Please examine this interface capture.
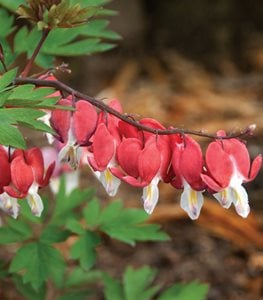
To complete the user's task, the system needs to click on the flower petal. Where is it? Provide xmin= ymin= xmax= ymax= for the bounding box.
xmin=27 ymin=184 xmax=44 ymax=217
xmin=231 ymin=185 xmax=250 ymax=218
xmin=93 ymin=123 xmax=115 ymax=171
xmin=117 ymin=138 xmax=142 ymax=178
xmin=248 ymin=154 xmax=262 ymax=181
xmin=180 ymin=184 xmax=204 ymax=220
xmin=50 ymin=98 xmax=72 ymax=143
xmin=0 ymin=193 xmax=20 ymax=219
xmin=205 ymin=141 xmax=233 ymax=188
xmin=138 ymin=138 xmax=161 ymax=183
xmin=213 ymin=188 xmax=233 ymax=209
xmin=99 ymin=169 xmax=121 ymax=197
xmin=73 ymin=100 xmax=98 ymax=145
xmin=10 ymin=156 xmax=34 ymax=195
xmin=142 ymin=178 xmax=159 ymax=214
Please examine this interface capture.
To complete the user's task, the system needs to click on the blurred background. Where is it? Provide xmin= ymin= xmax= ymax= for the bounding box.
xmin=61 ymin=1 xmax=263 ymax=299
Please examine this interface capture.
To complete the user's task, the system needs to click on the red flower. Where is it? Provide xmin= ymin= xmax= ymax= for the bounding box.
xmin=87 ymin=99 xmax=122 ymax=196
xmin=171 ymin=135 xmax=205 ymax=220
xmin=51 ymin=97 xmax=98 ymax=169
xmin=201 ymin=131 xmax=262 ymax=218
xmin=4 ymin=148 xmax=55 ymax=217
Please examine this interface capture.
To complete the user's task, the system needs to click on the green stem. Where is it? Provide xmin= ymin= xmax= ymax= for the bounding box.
xmin=20 ymin=28 xmax=50 ymax=78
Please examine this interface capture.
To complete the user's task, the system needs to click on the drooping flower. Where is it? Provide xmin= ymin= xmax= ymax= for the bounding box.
xmin=51 ymin=97 xmax=98 ymax=169
xmin=111 ymin=118 xmax=171 ymax=214
xmin=4 ymin=148 xmax=55 ymax=217
xmin=0 ymin=146 xmax=19 ymax=218
xmin=87 ymin=99 xmax=122 ymax=196
xmin=201 ymin=131 xmax=262 ymax=218
xmin=41 ymin=145 xmax=80 ymax=195
xmin=171 ymin=135 xmax=206 ymax=220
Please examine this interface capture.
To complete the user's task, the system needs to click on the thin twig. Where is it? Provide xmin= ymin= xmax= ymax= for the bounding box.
xmin=14 ymin=77 xmax=256 ymax=139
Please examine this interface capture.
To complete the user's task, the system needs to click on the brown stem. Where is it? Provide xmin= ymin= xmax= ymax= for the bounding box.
xmin=20 ymin=28 xmax=50 ymax=78
xmin=14 ymin=77 xmax=256 ymax=140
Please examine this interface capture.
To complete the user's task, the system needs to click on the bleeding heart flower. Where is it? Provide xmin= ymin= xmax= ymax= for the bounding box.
xmin=171 ymin=135 xmax=206 ymax=220
xmin=41 ymin=146 xmax=80 ymax=195
xmin=201 ymin=131 xmax=262 ymax=218
xmin=4 ymin=148 xmax=55 ymax=217
xmin=87 ymin=100 xmax=122 ymax=197
xmin=51 ymin=97 xmax=98 ymax=169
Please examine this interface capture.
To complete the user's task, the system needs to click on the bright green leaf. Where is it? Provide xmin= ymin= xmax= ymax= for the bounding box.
xmin=0 ymin=68 xmax=17 ymax=91
xmin=99 ymin=202 xmax=169 ymax=246
xmin=0 ymin=8 xmax=15 ymax=37
xmin=83 ymin=198 xmax=101 ymax=228
xmin=124 ymin=266 xmax=159 ymax=300
xmin=0 ymin=0 xmax=26 ymax=12
xmin=65 ymin=268 xmax=103 ymax=287
xmin=103 ymin=273 xmax=124 ymax=300
xmin=40 ymin=225 xmax=71 ymax=243
xmin=9 ymin=242 xmax=65 ymax=290
xmin=0 ymin=123 xmax=26 ymax=148
xmin=70 ymin=230 xmax=101 ymax=270
xmin=158 ymin=281 xmax=209 ymax=300
xmin=66 ymin=218 xmax=85 ymax=235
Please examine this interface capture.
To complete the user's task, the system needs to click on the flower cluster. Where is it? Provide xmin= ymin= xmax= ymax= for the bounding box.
xmin=0 ymin=147 xmax=55 ymax=218
xmin=47 ymin=98 xmax=262 ymax=220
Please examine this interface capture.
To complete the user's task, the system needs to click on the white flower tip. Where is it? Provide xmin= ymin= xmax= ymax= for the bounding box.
xmin=142 ymin=183 xmax=159 ymax=215
xmin=236 ymin=205 xmax=250 ymax=218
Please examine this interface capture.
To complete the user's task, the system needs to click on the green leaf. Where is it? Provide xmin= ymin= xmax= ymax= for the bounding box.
xmin=0 ymin=8 xmax=15 ymax=37
xmin=58 ymin=290 xmax=92 ymax=300
xmin=66 ymin=218 xmax=85 ymax=235
xmin=0 ymin=68 xmax=17 ymax=91
xmin=0 ymin=122 xmax=26 ymax=148
xmin=70 ymin=230 xmax=101 ymax=269
xmin=13 ymin=275 xmax=46 ymax=300
xmin=52 ymin=177 xmax=95 ymax=224
xmin=9 ymin=242 xmax=66 ymax=290
xmin=65 ymin=268 xmax=103 ymax=287
xmin=99 ymin=201 xmax=169 ymax=246
xmin=123 ymin=266 xmax=159 ymax=300
xmin=158 ymin=281 xmax=209 ymax=300
xmin=83 ymin=198 xmax=101 ymax=228
xmin=0 ymin=0 xmax=26 ymax=12
xmin=103 ymin=273 xmax=124 ymax=300
xmin=40 ymin=225 xmax=71 ymax=243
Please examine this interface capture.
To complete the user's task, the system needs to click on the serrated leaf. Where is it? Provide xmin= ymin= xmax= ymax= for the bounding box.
xmin=103 ymin=273 xmax=124 ymax=300
xmin=52 ymin=177 xmax=95 ymax=224
xmin=66 ymin=218 xmax=85 ymax=235
xmin=43 ymin=38 xmax=115 ymax=56
xmin=40 ymin=225 xmax=71 ymax=243
xmin=65 ymin=268 xmax=103 ymax=287
xmin=99 ymin=202 xmax=169 ymax=246
xmin=0 ymin=0 xmax=26 ymax=12
xmin=0 ymin=8 xmax=15 ymax=37
xmin=124 ymin=266 xmax=159 ymax=300
xmin=158 ymin=281 xmax=209 ymax=300
xmin=0 ymin=123 xmax=26 ymax=148
xmin=13 ymin=275 xmax=46 ymax=300
xmin=83 ymin=198 xmax=101 ymax=228
xmin=78 ymin=20 xmax=121 ymax=39
xmin=58 ymin=290 xmax=92 ymax=300
xmin=9 ymin=242 xmax=65 ymax=290
xmin=70 ymin=230 xmax=101 ymax=270
xmin=0 ymin=68 xmax=17 ymax=91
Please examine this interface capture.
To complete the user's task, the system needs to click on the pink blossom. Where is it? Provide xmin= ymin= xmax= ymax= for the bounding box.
xmin=202 ymin=131 xmax=262 ymax=218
